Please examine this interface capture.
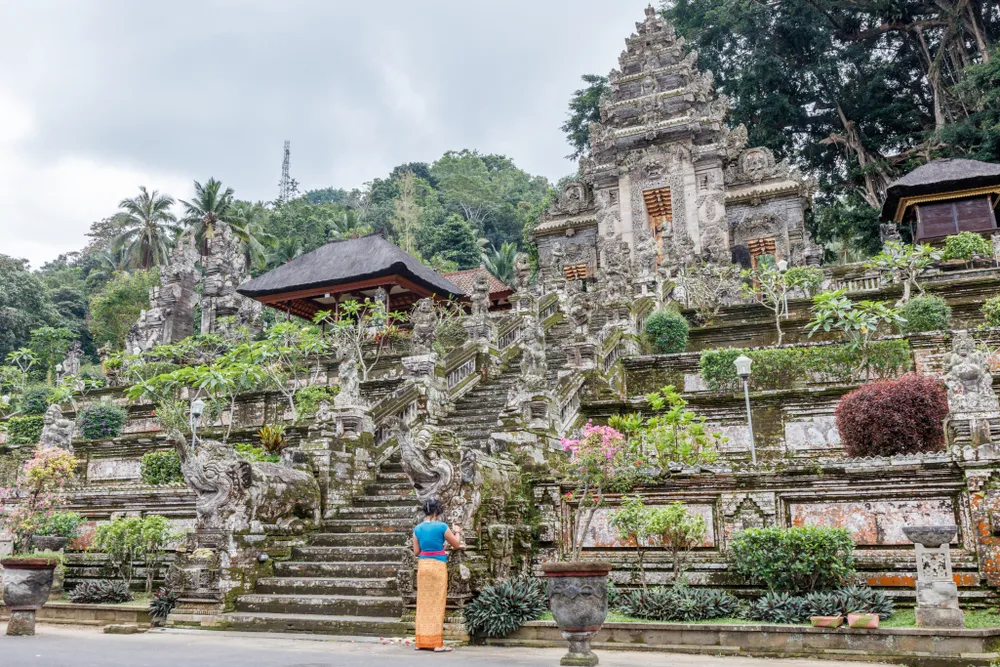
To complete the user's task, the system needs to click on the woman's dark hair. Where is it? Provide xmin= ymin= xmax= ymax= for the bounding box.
xmin=423 ymin=498 xmax=443 ymax=518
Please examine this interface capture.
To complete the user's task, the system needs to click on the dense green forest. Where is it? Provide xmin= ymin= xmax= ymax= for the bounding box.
xmin=0 ymin=150 xmax=554 ymax=364
xmin=563 ymin=0 xmax=999 ymax=258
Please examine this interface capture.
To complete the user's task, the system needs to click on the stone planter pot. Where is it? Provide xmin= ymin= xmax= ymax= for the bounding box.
xmin=902 ymin=525 xmax=957 ymax=548
xmin=810 ymin=615 xmax=843 ymax=628
xmin=30 ymin=536 xmax=69 ymax=552
xmin=541 ymin=562 xmax=611 ymax=667
xmin=1 ymin=558 xmax=58 ymax=636
xmin=847 ymin=613 xmax=880 ymax=629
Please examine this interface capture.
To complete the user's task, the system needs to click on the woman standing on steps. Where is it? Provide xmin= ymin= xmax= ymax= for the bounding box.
xmin=413 ymin=498 xmax=464 ymax=652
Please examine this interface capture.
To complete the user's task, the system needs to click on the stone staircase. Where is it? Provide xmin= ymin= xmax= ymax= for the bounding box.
xmin=221 ymin=456 xmax=418 ymax=637
xmin=446 ymin=354 xmax=522 ymax=451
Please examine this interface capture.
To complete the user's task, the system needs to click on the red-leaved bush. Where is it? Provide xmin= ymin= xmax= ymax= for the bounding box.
xmin=835 ymin=373 xmax=949 ymax=458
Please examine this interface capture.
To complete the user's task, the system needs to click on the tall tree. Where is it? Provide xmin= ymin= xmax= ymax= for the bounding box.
xmin=88 ymin=270 xmax=158 ymax=351
xmin=425 ymin=214 xmax=481 ymax=270
xmin=391 ymin=170 xmax=421 ymax=255
xmin=180 ymin=178 xmax=235 ymax=245
xmin=561 ymin=74 xmax=610 ymax=160
xmin=111 ymin=186 xmax=180 ymax=270
xmin=0 ymin=255 xmax=59 ymax=360
xmin=228 ymin=201 xmax=273 ymax=271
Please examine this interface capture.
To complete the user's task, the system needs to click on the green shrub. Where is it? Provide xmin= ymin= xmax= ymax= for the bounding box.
xmin=140 ymin=450 xmax=184 ymax=485
xmin=699 ymin=340 xmax=912 ymax=393
xmin=897 ymin=295 xmax=951 ymax=333
xmin=257 ymin=425 xmax=288 ymax=454
xmin=644 ymin=310 xmax=690 ymax=354
xmin=233 ymin=443 xmax=280 ymax=463
xmin=35 ymin=511 xmax=84 ymax=538
xmin=729 ymin=526 xmax=855 ymax=594
xmin=69 ymin=579 xmax=134 ymax=604
xmin=20 ymin=386 xmax=53 ymax=415
xmin=463 ymin=577 xmax=548 ymax=638
xmin=983 ymin=295 xmax=1000 ymax=326
xmin=77 ymin=403 xmax=129 ymax=440
xmin=6 ymin=415 xmax=45 ymax=445
xmin=293 ymin=385 xmax=339 ymax=421
xmin=942 ymin=231 xmax=991 ymax=262
xmin=616 ymin=586 xmax=738 ymax=621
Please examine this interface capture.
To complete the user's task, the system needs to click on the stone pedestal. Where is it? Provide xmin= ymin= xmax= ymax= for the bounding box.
xmin=6 ymin=610 xmax=36 ymax=636
xmin=560 ymin=630 xmax=599 ymax=666
xmin=904 ymin=525 xmax=964 ymax=628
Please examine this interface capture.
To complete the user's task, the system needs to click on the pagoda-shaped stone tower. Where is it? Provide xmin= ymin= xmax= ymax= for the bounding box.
xmin=534 ymin=6 xmax=820 ymax=286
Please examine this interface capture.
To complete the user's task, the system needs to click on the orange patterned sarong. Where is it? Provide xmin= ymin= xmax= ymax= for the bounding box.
xmin=415 ymin=558 xmax=447 ymax=649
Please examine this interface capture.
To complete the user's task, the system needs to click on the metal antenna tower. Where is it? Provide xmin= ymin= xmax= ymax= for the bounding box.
xmin=278 ymin=140 xmax=291 ymax=202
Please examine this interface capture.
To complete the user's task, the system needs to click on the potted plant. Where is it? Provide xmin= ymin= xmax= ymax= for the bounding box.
xmin=148 ymin=587 xmax=181 ymax=628
xmin=32 ymin=511 xmax=84 ymax=552
xmin=1 ymin=552 xmax=62 ymax=636
xmin=543 ymin=423 xmax=633 ymax=667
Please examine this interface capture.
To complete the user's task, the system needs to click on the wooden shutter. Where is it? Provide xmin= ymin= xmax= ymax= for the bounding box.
xmin=747 ymin=237 xmax=776 ymax=268
xmin=643 ymin=187 xmax=672 ymax=264
xmin=564 ymin=264 xmax=589 ymax=280
xmin=955 ymin=197 xmax=997 ymax=233
xmin=916 ymin=202 xmax=958 ymax=241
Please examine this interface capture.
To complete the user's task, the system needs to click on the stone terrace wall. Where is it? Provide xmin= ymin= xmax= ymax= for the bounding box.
xmin=539 ymin=454 xmax=1000 ymax=606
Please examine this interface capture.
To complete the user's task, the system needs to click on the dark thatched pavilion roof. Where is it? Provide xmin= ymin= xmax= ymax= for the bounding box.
xmin=882 ymin=158 xmax=1000 ymax=222
xmin=237 ymin=235 xmax=465 ymax=300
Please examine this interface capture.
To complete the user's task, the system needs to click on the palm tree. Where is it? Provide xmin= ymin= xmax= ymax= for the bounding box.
xmin=229 ymin=201 xmax=274 ymax=270
xmin=180 ymin=178 xmax=235 ymax=246
xmin=482 ymin=241 xmax=518 ymax=285
xmin=111 ymin=187 xmax=179 ymax=270
xmin=266 ymin=237 xmax=303 ymax=270
xmin=329 ymin=209 xmax=372 ymax=241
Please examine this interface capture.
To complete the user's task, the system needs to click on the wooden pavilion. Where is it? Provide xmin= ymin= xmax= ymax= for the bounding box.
xmin=882 ymin=158 xmax=1000 ymax=244
xmin=237 ymin=235 xmax=466 ymax=320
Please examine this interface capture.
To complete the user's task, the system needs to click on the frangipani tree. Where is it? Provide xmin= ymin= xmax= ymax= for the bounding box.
xmin=314 ymin=297 xmax=407 ymax=381
xmin=866 ymin=241 xmax=940 ymax=304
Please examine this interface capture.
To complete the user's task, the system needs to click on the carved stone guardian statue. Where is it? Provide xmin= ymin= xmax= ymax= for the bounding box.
xmin=38 ymin=404 xmax=75 ymax=452
xmin=943 ymin=332 xmax=1000 ymax=445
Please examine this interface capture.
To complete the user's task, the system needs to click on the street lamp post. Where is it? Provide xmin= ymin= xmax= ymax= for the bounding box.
xmin=190 ymin=397 xmax=205 ymax=451
xmin=777 ymin=259 xmax=789 ymax=320
xmin=734 ymin=354 xmax=757 ymax=464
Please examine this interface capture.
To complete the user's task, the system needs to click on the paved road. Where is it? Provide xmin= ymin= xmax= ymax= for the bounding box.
xmin=0 ymin=625 xmax=892 ymax=667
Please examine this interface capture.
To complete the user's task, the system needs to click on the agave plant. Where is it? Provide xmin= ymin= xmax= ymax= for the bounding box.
xmin=463 ymin=577 xmax=547 ymax=638
xmin=69 ymin=579 xmax=133 ymax=604
xmin=835 ymin=585 xmax=894 ymax=618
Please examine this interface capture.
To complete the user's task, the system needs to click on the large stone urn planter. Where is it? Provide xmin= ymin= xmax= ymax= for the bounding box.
xmin=1 ymin=558 xmax=58 ymax=636
xmin=541 ymin=562 xmax=611 ymax=666
xmin=30 ymin=536 xmax=70 ymax=600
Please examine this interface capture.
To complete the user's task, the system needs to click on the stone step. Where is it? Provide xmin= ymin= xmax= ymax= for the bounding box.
xmin=291 ymin=546 xmax=409 ymax=563
xmin=310 ymin=532 xmax=408 ymax=547
xmin=220 ymin=612 xmax=408 ymax=637
xmin=376 ymin=471 xmax=410 ymax=482
xmin=275 ymin=561 xmax=402 ymax=578
xmin=255 ymin=577 xmax=397 ymax=596
xmin=234 ymin=594 xmax=403 ymax=617
xmin=362 ymin=485 xmax=414 ymax=497
xmin=351 ymin=496 xmax=419 ymax=508
xmin=323 ymin=518 xmax=416 ymax=533
xmin=335 ymin=505 xmax=417 ymax=519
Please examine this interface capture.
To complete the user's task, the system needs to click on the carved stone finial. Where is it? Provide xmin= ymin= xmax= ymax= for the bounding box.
xmin=471 ymin=271 xmax=491 ymax=319
xmin=394 ymin=420 xmax=455 ymax=504
xmin=410 ymin=298 xmax=438 ymax=356
xmin=513 ymin=253 xmax=532 ymax=293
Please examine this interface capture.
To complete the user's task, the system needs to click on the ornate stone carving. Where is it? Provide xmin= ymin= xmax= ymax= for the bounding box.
xmin=57 ymin=342 xmax=83 ymax=380
xmin=395 ymin=419 xmax=455 ymax=504
xmin=513 ymin=253 xmax=532 ymax=293
xmin=200 ymin=222 xmax=260 ymax=335
xmin=725 ymin=146 xmax=791 ymax=186
xmin=634 ymin=232 xmax=659 ymax=281
xmin=38 ymin=404 xmax=74 ymax=452
xmin=410 ymin=299 xmax=437 ymax=356
xmin=568 ymin=291 xmax=593 ymax=337
xmin=471 ymin=272 xmax=491 ymax=319
xmin=944 ymin=332 xmax=999 ymax=414
xmin=600 ymin=235 xmax=631 ymax=302
xmin=168 ymin=431 xmax=320 ymax=533
xmin=333 ymin=353 xmax=363 ymax=409
xmin=126 ymin=233 xmax=199 ymax=352
xmin=519 ymin=315 xmax=548 ymax=390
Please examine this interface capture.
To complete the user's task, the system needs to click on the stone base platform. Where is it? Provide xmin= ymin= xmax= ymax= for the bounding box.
xmin=490 ymin=621 xmax=1000 ymax=666
xmin=0 ymin=601 xmax=150 ymax=628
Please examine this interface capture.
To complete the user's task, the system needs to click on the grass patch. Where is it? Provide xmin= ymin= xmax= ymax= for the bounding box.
xmin=539 ymin=608 xmax=1000 ymax=629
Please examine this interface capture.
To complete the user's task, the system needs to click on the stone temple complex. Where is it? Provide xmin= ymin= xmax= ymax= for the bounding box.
xmin=5 ymin=6 xmax=1000 ymax=663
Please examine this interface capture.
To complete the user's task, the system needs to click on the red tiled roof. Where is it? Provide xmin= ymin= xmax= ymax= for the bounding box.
xmin=443 ymin=266 xmax=511 ymax=298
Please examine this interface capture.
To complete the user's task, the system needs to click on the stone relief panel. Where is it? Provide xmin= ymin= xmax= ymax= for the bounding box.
xmin=582 ymin=504 xmax=716 ymax=548
xmin=721 ymin=492 xmax=777 ymax=543
xmin=537 ymin=228 xmax=599 ymax=285
xmin=784 ymin=416 xmax=841 ymax=455
xmin=789 ymin=499 xmax=958 ymax=546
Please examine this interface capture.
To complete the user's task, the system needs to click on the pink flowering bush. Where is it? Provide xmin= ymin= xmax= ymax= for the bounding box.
xmin=560 ymin=422 xmax=636 ymax=561
xmin=0 ymin=447 xmax=78 ymax=552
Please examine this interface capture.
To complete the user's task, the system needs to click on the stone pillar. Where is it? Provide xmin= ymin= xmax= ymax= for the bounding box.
xmin=903 ymin=525 xmax=964 ymax=628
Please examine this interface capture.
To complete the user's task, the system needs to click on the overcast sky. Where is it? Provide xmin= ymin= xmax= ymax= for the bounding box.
xmin=0 ymin=1 xmax=654 ymax=268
